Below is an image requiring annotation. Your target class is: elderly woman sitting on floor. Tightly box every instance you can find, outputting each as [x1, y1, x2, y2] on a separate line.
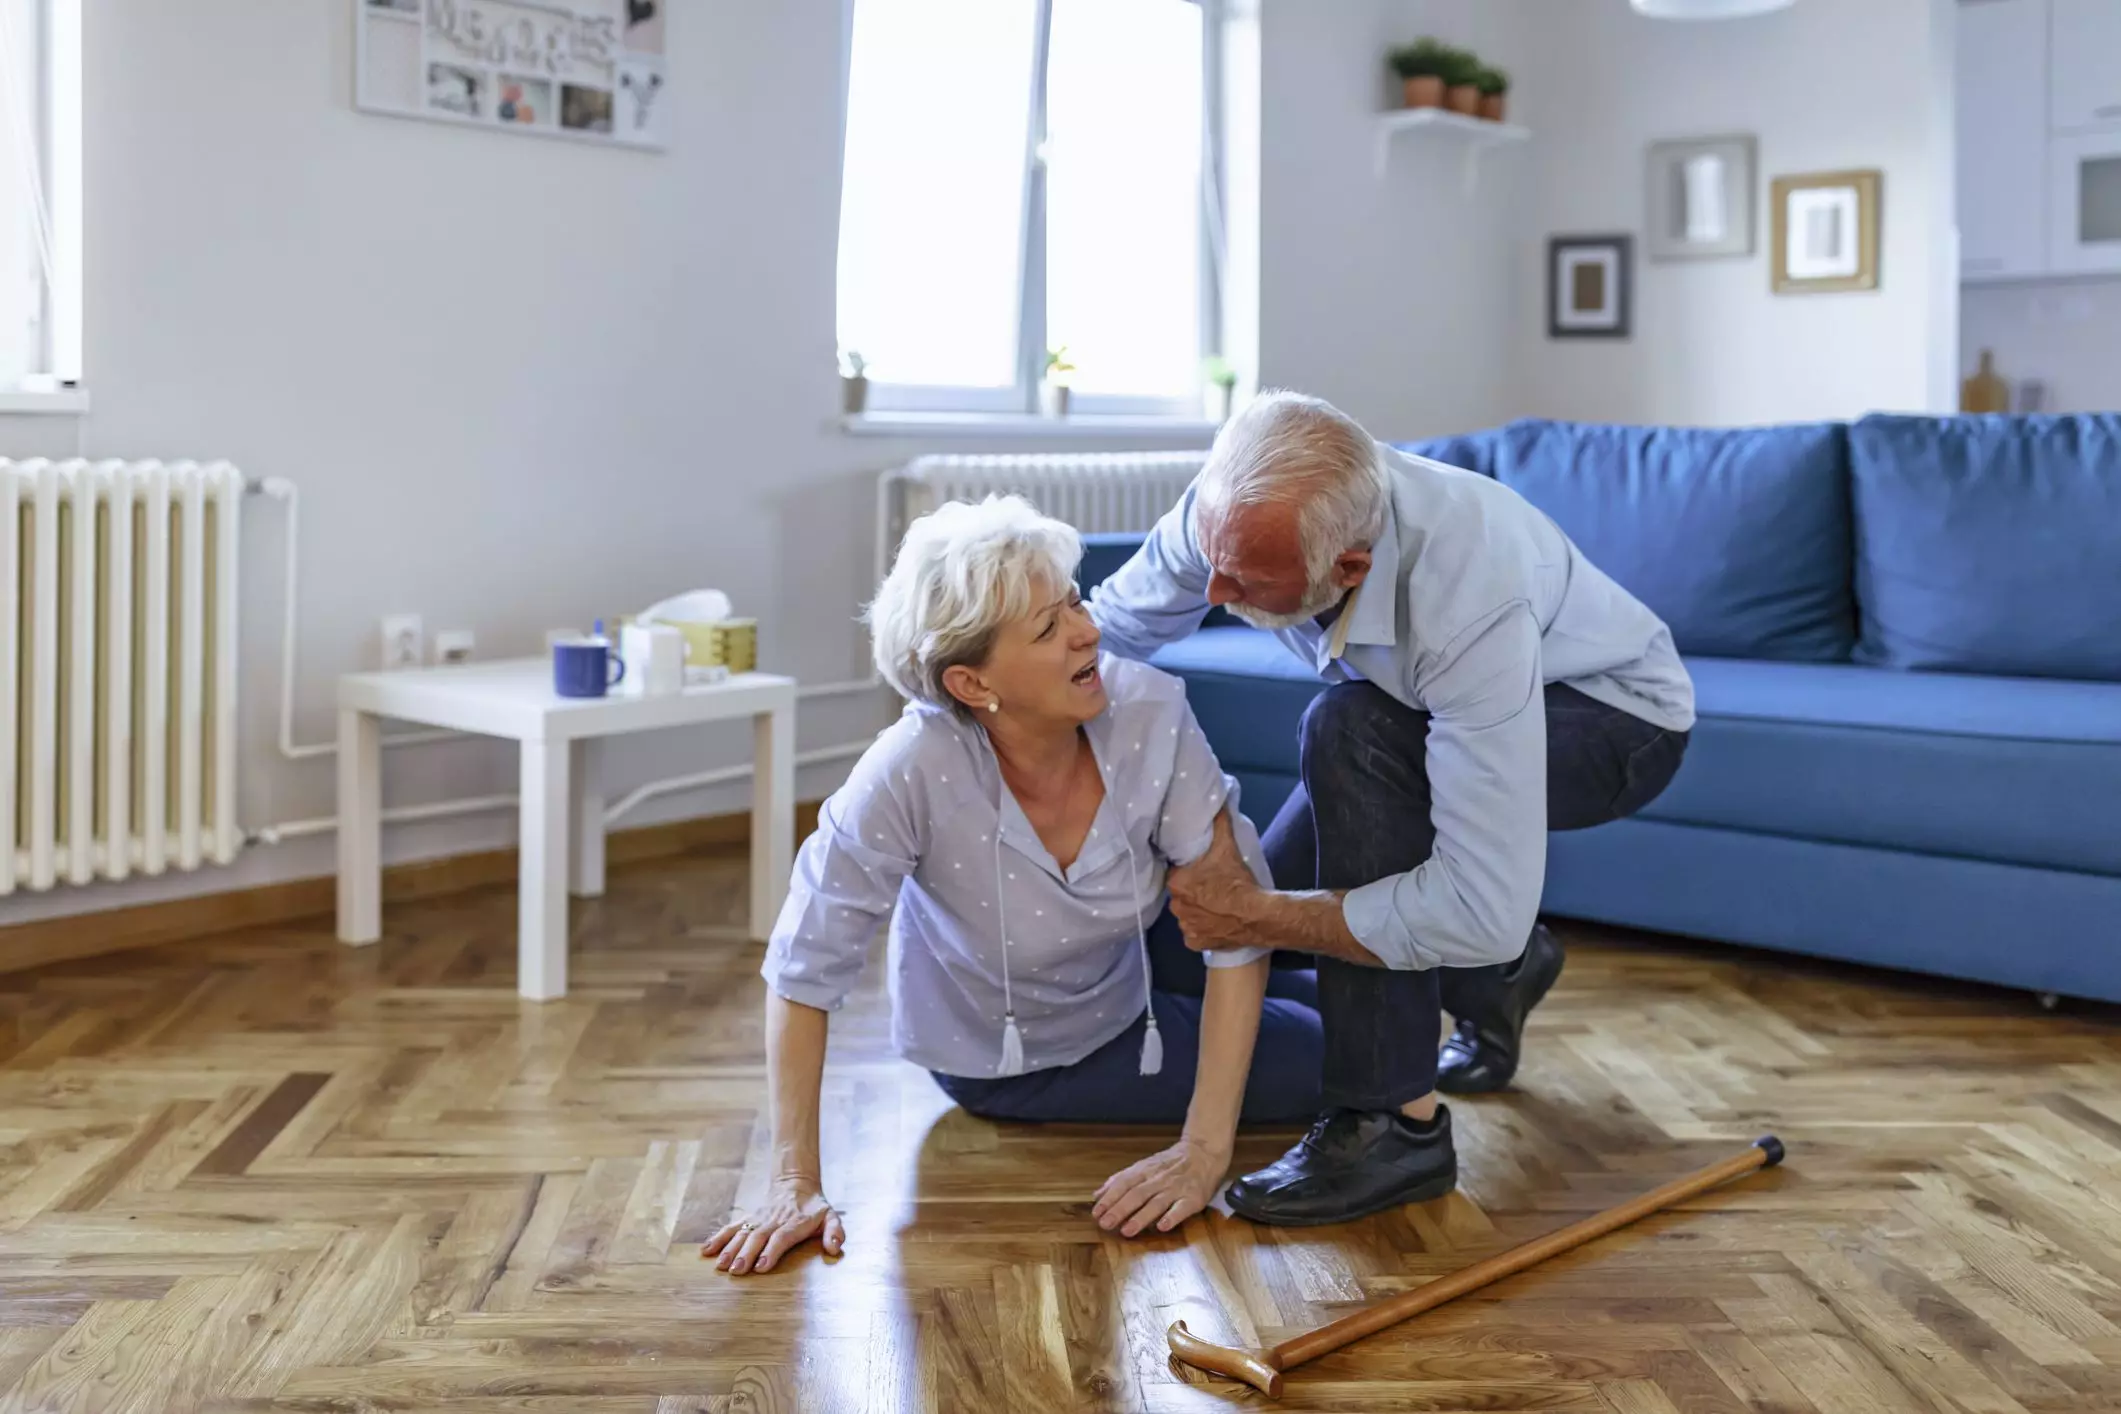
[707, 496, 1323, 1276]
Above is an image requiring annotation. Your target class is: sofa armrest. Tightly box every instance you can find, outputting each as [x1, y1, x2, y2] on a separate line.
[1077, 531, 1243, 630]
[1076, 532, 1146, 595]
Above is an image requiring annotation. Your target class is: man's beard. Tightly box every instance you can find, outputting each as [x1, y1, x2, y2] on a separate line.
[1226, 581, 1348, 632]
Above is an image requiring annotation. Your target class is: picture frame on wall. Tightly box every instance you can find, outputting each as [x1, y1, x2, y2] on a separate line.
[1771, 169, 1881, 294]
[1646, 135, 1755, 260]
[355, 0, 667, 151]
[1548, 235, 1633, 339]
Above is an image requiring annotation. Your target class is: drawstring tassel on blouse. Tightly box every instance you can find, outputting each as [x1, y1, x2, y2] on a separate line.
[999, 1012, 1026, 1076]
[1139, 1011, 1163, 1075]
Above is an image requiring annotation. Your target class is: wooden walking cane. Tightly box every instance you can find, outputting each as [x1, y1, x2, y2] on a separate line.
[1168, 1135, 1786, 1398]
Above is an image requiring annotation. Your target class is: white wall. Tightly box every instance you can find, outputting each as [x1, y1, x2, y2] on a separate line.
[1503, 0, 1957, 427]
[1254, 0, 1531, 440]
[1962, 277, 2121, 413]
[0, 0, 1215, 927]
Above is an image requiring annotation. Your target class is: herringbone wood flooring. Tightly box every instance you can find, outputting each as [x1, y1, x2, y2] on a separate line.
[1, 848, 2119, 1412]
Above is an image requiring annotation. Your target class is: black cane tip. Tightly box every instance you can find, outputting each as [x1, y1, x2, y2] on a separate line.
[1753, 1134, 1786, 1168]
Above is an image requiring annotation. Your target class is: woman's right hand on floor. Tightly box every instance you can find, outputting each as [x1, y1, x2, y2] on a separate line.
[704, 1175, 845, 1275]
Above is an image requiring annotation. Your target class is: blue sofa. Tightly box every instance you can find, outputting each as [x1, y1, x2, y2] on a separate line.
[1080, 413, 2121, 1004]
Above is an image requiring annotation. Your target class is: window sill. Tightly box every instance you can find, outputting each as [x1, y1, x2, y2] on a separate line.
[842, 411, 1221, 439]
[0, 387, 89, 415]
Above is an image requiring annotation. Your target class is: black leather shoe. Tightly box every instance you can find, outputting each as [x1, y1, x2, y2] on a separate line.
[1436, 922, 1565, 1094]
[1224, 1105, 1456, 1227]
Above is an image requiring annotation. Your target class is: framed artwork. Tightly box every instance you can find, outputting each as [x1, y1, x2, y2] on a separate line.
[1771, 169, 1880, 294]
[356, 0, 667, 150]
[1548, 235, 1633, 339]
[1646, 135, 1755, 259]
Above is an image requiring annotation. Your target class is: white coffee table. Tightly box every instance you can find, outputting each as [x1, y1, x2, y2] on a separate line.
[335, 659, 798, 999]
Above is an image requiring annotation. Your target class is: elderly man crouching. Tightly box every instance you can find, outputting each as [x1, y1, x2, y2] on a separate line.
[1087, 391, 1695, 1226]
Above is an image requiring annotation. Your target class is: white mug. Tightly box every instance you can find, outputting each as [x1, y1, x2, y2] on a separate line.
[619, 622, 686, 696]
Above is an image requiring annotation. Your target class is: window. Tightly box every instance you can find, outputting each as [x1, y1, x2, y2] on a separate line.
[837, 0, 1220, 418]
[0, 0, 80, 397]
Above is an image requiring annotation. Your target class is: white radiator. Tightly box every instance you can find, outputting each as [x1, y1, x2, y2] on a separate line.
[2, 459, 244, 895]
[883, 452, 1204, 569]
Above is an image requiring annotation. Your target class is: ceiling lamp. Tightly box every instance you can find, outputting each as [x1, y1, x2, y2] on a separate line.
[1630, 0, 1794, 18]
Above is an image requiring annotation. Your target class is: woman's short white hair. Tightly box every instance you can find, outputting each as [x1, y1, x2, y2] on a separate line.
[1194, 390, 1390, 586]
[866, 495, 1083, 713]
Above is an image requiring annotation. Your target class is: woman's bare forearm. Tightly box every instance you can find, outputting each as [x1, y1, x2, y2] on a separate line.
[1182, 956, 1270, 1158]
[766, 992, 830, 1182]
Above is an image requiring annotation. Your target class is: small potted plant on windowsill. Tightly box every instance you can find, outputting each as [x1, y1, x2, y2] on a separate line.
[1441, 46, 1484, 117]
[1388, 37, 1452, 110]
[1202, 355, 1238, 423]
[1475, 66, 1510, 123]
[1041, 346, 1075, 418]
[840, 348, 868, 416]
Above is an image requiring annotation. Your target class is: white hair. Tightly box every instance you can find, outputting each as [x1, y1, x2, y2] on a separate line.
[866, 495, 1083, 713]
[1194, 389, 1390, 587]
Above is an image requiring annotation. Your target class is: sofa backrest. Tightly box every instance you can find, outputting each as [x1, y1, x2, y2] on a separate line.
[1494, 419, 1857, 662]
[1393, 430, 1507, 478]
[1849, 413, 2121, 681]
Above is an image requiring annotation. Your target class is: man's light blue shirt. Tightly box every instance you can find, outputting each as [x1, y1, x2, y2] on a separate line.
[1088, 445, 1695, 972]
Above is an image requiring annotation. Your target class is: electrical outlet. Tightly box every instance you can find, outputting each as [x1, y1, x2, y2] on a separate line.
[434, 629, 475, 665]
[380, 614, 424, 670]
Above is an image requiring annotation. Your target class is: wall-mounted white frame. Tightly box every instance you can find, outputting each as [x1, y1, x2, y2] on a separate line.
[354, 0, 667, 152]
[1373, 107, 1529, 190]
[1646, 134, 1755, 260]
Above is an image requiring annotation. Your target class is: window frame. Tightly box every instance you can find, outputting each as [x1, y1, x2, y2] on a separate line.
[0, 0, 82, 401]
[847, 0, 1223, 420]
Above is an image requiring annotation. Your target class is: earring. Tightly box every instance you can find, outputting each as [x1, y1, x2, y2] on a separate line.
[987, 700, 1000, 714]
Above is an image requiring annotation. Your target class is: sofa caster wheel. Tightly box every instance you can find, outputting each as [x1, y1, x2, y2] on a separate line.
[2036, 991, 2061, 1012]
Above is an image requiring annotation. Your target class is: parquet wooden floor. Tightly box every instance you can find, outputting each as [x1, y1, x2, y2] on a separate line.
[2, 848, 2119, 1412]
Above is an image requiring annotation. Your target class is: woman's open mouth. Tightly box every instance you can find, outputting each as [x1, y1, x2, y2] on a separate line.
[1071, 660, 1100, 687]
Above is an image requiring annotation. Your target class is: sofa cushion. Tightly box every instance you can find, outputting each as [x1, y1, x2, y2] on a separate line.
[1849, 413, 2121, 681]
[1640, 657, 2121, 876]
[1496, 419, 1855, 662]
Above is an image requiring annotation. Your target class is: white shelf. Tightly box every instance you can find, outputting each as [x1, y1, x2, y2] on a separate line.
[1374, 107, 1531, 185]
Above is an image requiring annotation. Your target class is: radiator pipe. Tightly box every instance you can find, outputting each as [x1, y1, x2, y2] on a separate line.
[246, 739, 872, 847]
[243, 476, 890, 846]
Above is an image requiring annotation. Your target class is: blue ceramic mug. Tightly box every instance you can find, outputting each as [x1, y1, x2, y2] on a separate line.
[553, 638, 625, 698]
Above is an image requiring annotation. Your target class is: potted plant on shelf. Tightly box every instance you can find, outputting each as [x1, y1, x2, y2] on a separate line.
[1441, 46, 1484, 116]
[1387, 37, 1452, 110]
[1041, 346, 1074, 417]
[839, 348, 868, 416]
[1202, 355, 1238, 422]
[1475, 66, 1510, 123]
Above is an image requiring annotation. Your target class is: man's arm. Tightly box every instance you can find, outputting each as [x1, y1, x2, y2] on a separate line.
[1340, 604, 1546, 969]
[1169, 607, 1547, 970]
[1086, 483, 1216, 660]
[1166, 813, 1385, 966]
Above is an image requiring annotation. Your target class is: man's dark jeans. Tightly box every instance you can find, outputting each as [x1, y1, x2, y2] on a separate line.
[1260, 681, 1690, 1112]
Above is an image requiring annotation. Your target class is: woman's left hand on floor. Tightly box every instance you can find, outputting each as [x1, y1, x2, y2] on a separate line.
[704, 1175, 845, 1275]
[1093, 1138, 1232, 1236]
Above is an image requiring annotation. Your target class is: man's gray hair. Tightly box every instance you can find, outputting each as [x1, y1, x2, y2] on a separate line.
[1194, 390, 1390, 584]
[865, 494, 1082, 713]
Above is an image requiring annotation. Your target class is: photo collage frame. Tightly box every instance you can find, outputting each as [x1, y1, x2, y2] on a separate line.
[356, 0, 666, 151]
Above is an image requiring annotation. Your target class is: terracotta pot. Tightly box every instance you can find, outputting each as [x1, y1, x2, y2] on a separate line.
[1480, 92, 1507, 122]
[1401, 75, 1444, 109]
[1445, 83, 1481, 116]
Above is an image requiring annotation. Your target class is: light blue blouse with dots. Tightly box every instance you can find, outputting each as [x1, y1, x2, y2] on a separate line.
[761, 655, 1271, 1079]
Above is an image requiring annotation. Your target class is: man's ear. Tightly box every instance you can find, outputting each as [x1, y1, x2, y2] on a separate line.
[940, 663, 990, 713]
[1334, 548, 1373, 590]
